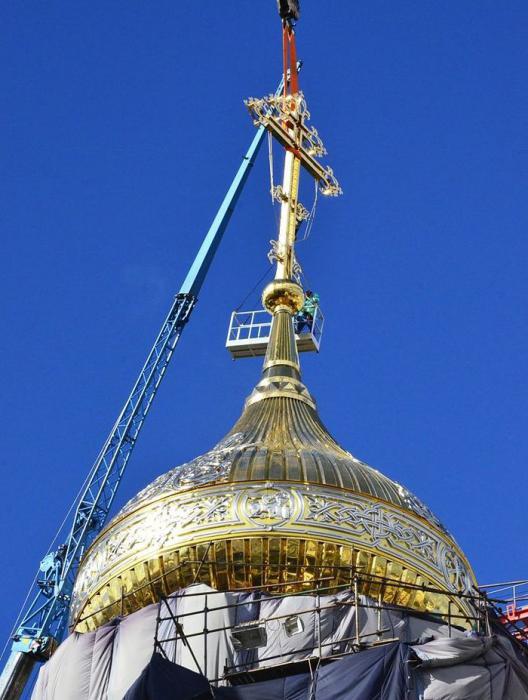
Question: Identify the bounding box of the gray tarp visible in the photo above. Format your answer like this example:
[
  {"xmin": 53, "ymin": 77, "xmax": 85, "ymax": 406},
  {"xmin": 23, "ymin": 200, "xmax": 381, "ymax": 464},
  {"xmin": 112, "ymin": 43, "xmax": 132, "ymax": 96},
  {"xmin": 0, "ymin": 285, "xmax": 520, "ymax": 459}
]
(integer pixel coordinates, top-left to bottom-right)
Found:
[
  {"xmin": 413, "ymin": 634, "xmax": 528, "ymax": 699},
  {"xmin": 32, "ymin": 584, "xmax": 528, "ymax": 700}
]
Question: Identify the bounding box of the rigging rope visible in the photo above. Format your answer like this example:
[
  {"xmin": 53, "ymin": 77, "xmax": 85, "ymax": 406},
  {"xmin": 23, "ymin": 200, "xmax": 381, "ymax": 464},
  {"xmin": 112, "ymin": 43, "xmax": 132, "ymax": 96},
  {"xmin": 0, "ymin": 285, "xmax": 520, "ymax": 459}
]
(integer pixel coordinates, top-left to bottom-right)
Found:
[
  {"xmin": 234, "ymin": 263, "xmax": 274, "ymax": 312},
  {"xmin": 268, "ymin": 132, "xmax": 274, "ymax": 203},
  {"xmin": 299, "ymin": 267, "xmax": 313, "ymax": 294},
  {"xmin": 268, "ymin": 132, "xmax": 282, "ymax": 236},
  {"xmin": 299, "ymin": 179, "xmax": 319, "ymax": 242}
]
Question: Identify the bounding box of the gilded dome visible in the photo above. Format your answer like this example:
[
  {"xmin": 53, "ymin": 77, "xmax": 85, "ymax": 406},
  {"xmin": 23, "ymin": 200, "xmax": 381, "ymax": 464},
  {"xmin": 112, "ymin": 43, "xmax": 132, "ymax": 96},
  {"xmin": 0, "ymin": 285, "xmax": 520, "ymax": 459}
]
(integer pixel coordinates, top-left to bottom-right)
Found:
[{"xmin": 71, "ymin": 309, "xmax": 476, "ymax": 633}]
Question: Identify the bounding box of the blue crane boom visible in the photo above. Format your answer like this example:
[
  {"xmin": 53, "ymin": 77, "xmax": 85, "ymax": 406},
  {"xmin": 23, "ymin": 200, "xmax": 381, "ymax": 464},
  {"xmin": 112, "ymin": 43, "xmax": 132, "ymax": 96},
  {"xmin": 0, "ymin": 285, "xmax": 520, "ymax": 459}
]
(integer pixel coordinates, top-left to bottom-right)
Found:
[{"xmin": 0, "ymin": 75, "xmax": 285, "ymax": 698}]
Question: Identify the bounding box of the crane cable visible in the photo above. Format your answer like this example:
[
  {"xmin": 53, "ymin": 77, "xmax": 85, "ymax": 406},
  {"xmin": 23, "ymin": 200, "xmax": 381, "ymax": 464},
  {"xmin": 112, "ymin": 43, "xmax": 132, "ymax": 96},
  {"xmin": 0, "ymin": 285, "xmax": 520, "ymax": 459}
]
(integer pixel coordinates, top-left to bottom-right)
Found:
[{"xmin": 0, "ymin": 461, "xmax": 99, "ymax": 663}]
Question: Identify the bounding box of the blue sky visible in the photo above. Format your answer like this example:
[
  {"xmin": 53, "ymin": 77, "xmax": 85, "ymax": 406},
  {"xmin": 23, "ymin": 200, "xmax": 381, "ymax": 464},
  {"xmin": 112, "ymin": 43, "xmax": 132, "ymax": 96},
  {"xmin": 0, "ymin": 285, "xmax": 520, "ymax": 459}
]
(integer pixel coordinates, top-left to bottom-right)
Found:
[{"xmin": 1, "ymin": 1, "xmax": 527, "ymax": 656}]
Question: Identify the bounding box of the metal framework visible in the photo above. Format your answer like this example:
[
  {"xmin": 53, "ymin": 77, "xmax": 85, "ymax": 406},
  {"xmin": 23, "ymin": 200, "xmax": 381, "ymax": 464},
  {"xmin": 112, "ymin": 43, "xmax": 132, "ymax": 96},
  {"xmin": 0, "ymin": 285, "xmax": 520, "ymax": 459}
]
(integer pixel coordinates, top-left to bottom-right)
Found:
[
  {"xmin": 481, "ymin": 580, "xmax": 528, "ymax": 643},
  {"xmin": 0, "ymin": 77, "xmax": 287, "ymax": 700},
  {"xmin": 62, "ymin": 554, "xmax": 527, "ymax": 673},
  {"xmin": 150, "ymin": 569, "xmax": 503, "ymax": 688}
]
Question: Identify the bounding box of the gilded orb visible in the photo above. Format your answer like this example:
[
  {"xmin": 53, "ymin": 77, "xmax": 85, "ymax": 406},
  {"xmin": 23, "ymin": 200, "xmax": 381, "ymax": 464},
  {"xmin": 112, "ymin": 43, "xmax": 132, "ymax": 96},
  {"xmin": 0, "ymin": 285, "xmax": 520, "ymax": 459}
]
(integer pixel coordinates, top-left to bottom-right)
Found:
[{"xmin": 262, "ymin": 279, "xmax": 304, "ymax": 314}]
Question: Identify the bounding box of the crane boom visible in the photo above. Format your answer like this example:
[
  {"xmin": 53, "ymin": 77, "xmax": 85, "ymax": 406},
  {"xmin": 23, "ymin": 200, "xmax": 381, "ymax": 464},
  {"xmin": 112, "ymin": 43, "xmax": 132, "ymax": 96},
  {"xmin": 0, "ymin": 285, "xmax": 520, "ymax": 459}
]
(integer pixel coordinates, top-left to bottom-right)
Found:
[{"xmin": 0, "ymin": 74, "xmax": 286, "ymax": 699}]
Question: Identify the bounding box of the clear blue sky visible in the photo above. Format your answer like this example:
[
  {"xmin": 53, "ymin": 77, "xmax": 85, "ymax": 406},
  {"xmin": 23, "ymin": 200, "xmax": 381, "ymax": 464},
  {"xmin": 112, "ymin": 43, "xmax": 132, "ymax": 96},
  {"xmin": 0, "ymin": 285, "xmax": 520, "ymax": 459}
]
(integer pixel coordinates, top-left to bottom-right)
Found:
[{"xmin": 1, "ymin": 1, "xmax": 527, "ymax": 653}]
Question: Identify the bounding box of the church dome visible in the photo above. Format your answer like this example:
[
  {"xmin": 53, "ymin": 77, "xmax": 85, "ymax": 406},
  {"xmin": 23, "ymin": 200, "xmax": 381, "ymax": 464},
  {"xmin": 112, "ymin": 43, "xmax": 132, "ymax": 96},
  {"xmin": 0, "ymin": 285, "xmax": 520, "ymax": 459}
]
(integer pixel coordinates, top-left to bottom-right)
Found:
[{"xmin": 70, "ymin": 308, "xmax": 476, "ymax": 633}]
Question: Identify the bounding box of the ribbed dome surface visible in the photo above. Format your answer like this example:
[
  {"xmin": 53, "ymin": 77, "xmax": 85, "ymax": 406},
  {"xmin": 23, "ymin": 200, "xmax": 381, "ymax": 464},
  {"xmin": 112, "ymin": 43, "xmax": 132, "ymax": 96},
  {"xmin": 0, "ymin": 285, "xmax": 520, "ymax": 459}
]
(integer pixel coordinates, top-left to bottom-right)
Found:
[{"xmin": 121, "ymin": 391, "xmax": 446, "ymax": 535}]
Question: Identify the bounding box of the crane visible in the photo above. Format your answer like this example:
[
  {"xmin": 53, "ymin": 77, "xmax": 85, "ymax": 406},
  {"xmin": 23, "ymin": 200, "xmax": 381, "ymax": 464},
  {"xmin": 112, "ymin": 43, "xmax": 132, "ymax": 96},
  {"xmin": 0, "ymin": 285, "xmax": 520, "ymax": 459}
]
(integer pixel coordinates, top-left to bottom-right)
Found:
[{"xmin": 0, "ymin": 73, "xmax": 289, "ymax": 700}]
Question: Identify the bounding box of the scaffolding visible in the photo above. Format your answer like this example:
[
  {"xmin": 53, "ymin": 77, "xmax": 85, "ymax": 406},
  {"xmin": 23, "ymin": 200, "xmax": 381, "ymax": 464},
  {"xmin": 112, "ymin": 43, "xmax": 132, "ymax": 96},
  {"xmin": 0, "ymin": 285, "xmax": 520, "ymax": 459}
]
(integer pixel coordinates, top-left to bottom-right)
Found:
[
  {"xmin": 480, "ymin": 579, "xmax": 528, "ymax": 643},
  {"xmin": 28, "ymin": 564, "xmax": 528, "ymax": 700},
  {"xmin": 147, "ymin": 570, "xmax": 502, "ymax": 687}
]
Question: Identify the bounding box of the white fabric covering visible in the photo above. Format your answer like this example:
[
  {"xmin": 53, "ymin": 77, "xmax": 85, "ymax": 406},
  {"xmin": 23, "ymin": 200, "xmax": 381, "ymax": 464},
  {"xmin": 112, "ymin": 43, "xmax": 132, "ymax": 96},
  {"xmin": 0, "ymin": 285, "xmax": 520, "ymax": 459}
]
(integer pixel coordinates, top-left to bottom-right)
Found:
[
  {"xmin": 32, "ymin": 607, "xmax": 156, "ymax": 700},
  {"xmin": 106, "ymin": 605, "xmax": 157, "ymax": 699},
  {"xmin": 170, "ymin": 584, "xmax": 235, "ymax": 679}
]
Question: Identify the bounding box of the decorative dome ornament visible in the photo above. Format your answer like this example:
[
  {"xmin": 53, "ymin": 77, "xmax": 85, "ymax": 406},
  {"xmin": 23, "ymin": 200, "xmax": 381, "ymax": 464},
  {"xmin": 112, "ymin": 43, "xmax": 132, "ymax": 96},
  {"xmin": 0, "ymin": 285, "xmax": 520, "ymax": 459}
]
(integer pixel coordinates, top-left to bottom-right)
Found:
[{"xmin": 70, "ymin": 9, "xmax": 477, "ymax": 635}]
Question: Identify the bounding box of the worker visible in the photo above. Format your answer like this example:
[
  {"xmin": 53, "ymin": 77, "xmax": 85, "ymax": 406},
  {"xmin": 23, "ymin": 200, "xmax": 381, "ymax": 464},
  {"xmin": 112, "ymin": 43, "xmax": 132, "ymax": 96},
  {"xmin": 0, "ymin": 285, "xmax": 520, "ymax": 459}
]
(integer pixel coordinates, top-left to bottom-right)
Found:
[{"xmin": 295, "ymin": 289, "xmax": 319, "ymax": 334}]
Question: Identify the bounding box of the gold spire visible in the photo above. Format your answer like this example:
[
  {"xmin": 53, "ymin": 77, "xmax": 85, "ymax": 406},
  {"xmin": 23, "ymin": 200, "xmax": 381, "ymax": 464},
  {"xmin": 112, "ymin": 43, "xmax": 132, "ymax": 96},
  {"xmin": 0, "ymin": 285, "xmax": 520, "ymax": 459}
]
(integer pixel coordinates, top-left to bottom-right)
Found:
[{"xmin": 263, "ymin": 306, "xmax": 300, "ymax": 373}]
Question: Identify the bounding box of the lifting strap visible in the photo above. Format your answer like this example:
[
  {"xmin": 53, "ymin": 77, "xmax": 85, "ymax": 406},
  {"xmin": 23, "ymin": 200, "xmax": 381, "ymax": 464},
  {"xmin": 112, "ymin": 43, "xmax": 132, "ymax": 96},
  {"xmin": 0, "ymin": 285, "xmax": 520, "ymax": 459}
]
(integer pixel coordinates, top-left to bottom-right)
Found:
[{"xmin": 282, "ymin": 23, "xmax": 299, "ymax": 96}]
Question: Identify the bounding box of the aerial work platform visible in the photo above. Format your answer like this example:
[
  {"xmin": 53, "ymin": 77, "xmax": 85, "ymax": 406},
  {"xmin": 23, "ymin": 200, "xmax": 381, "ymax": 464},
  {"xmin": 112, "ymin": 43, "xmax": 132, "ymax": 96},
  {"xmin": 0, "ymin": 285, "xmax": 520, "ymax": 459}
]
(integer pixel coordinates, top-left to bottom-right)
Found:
[{"xmin": 226, "ymin": 306, "xmax": 324, "ymax": 358}]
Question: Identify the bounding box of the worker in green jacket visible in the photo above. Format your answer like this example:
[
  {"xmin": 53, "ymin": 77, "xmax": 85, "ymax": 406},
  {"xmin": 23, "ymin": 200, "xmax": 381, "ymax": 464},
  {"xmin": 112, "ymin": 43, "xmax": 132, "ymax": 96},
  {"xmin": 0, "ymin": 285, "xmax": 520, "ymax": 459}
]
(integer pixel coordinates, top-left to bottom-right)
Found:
[{"xmin": 295, "ymin": 289, "xmax": 320, "ymax": 334}]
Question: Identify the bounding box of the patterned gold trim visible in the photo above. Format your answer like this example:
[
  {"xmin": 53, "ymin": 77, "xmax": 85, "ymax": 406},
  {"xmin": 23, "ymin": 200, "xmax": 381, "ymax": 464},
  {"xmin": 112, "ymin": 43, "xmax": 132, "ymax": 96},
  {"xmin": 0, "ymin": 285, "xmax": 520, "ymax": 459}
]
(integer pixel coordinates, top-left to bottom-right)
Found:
[{"xmin": 71, "ymin": 481, "xmax": 476, "ymax": 631}]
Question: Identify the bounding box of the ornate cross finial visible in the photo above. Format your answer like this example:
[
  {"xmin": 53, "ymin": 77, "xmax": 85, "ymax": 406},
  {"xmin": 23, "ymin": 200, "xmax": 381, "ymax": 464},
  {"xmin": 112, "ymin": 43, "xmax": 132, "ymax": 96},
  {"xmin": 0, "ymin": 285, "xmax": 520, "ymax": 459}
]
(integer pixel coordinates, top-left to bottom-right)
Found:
[{"xmin": 245, "ymin": 23, "xmax": 341, "ymax": 305}]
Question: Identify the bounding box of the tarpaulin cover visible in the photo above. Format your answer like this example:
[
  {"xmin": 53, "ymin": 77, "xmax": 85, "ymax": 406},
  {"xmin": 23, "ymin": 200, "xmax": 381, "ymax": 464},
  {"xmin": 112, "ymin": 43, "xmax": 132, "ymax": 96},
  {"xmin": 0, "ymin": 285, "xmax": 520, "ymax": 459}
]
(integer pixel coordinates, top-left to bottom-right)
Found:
[
  {"xmin": 413, "ymin": 633, "xmax": 528, "ymax": 699},
  {"xmin": 315, "ymin": 642, "xmax": 410, "ymax": 699},
  {"xmin": 124, "ymin": 643, "xmax": 410, "ymax": 700},
  {"xmin": 155, "ymin": 584, "xmax": 463, "ymax": 674},
  {"xmin": 31, "ymin": 584, "xmax": 528, "ymax": 700},
  {"xmin": 32, "ymin": 605, "xmax": 157, "ymax": 700},
  {"xmin": 123, "ymin": 653, "xmax": 211, "ymax": 700}
]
